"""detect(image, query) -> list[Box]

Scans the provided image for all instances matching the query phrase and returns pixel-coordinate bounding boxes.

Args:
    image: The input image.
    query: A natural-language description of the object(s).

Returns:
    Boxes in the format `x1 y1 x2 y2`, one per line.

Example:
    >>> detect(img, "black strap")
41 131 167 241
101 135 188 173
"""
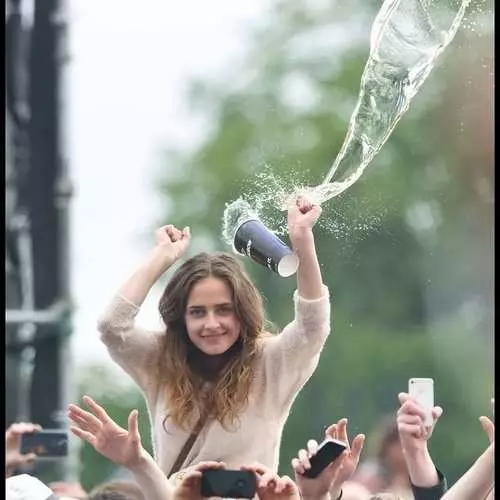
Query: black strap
168 412 208 477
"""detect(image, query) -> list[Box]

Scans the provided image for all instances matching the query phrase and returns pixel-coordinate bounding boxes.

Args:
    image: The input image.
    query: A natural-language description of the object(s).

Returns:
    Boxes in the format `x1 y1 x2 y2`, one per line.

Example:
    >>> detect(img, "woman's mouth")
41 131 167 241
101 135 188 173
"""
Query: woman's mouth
202 332 226 338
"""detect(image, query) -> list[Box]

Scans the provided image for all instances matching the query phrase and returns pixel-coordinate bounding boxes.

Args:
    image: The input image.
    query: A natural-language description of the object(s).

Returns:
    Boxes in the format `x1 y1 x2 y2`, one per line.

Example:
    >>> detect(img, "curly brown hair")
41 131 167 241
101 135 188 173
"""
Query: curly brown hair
158 252 268 430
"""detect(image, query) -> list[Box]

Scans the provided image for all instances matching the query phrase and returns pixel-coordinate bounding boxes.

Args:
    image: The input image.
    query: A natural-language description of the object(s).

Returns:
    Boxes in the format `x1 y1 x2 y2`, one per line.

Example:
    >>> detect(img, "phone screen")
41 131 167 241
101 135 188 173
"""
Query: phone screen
20 430 68 457
303 439 347 478
201 470 256 499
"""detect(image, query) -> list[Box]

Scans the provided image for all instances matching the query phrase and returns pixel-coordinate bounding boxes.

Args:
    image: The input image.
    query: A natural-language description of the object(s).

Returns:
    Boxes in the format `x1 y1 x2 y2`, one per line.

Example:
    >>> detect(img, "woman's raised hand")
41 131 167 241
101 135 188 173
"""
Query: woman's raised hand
154 225 191 265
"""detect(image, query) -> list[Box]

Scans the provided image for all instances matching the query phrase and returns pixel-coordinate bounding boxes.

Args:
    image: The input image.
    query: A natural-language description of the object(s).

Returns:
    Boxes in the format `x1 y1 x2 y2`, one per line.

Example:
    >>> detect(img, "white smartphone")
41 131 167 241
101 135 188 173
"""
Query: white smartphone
409 378 434 427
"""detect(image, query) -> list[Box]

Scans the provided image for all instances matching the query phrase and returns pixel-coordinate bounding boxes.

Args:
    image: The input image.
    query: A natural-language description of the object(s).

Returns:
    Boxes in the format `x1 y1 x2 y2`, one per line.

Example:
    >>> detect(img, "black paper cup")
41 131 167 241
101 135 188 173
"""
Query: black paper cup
233 219 299 277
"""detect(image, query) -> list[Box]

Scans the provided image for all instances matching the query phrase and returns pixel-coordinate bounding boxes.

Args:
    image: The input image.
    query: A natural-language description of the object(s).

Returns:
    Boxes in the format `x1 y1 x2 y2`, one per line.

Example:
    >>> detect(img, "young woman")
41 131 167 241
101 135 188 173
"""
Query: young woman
88 197 331 478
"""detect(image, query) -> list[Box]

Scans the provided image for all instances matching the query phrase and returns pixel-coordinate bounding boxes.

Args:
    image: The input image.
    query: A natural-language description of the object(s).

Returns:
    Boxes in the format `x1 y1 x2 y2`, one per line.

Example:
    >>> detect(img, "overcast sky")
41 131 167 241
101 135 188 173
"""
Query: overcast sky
68 0 266 368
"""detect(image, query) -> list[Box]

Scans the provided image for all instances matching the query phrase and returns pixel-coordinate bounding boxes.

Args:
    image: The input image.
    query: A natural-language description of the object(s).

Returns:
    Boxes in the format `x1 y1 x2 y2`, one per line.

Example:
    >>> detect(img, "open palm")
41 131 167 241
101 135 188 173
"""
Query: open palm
326 418 365 485
67 395 146 469
292 418 365 499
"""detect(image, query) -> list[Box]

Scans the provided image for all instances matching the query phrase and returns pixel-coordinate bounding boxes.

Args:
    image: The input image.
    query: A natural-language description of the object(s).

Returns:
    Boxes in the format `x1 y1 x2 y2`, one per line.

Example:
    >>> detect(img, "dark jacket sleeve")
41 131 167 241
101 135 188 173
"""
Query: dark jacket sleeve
411 468 447 500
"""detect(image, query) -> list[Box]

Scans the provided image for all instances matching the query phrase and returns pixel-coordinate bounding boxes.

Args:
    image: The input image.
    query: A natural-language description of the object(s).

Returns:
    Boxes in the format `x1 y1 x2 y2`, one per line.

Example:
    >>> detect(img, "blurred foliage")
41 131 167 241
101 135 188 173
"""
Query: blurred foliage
77 0 493 491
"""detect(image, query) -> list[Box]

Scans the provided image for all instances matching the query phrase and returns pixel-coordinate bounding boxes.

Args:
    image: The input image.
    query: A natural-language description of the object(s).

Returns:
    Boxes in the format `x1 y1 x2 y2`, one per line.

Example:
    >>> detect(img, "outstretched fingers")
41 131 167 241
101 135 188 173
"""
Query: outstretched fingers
70 425 97 447
67 405 101 435
82 396 115 426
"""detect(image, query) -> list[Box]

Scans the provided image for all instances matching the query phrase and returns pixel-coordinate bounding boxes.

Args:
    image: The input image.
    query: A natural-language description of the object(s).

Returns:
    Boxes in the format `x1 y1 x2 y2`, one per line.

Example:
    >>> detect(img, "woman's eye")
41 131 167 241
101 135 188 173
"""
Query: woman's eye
189 309 204 317
218 306 233 315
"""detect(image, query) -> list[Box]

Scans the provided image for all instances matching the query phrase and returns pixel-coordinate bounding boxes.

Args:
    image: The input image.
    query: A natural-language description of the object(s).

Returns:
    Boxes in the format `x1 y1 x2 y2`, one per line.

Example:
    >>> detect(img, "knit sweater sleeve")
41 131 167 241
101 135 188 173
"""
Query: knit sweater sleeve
261 284 331 408
97 295 164 399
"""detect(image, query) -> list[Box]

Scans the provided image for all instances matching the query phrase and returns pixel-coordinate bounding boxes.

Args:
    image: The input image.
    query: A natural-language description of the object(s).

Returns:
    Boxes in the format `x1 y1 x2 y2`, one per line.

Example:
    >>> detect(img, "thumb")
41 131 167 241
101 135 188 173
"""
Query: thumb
479 416 495 444
128 410 141 442
351 434 366 460
432 406 443 421
398 392 410 404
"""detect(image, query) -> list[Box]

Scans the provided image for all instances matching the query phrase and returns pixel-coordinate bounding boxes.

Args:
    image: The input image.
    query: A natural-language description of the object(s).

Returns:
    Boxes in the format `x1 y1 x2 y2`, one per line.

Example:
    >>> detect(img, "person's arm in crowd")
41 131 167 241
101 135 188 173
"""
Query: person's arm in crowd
241 462 302 500
397 392 447 500
96 225 190 393
291 417 365 500
67 395 174 500
259 197 331 413
114 225 190 307
5 422 41 477
440 444 493 500
288 196 324 301
440 399 494 500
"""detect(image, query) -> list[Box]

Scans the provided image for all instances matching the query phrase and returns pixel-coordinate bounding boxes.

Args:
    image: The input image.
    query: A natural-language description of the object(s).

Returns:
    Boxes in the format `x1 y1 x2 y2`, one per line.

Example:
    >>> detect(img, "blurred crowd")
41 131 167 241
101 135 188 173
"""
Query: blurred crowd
5 393 494 500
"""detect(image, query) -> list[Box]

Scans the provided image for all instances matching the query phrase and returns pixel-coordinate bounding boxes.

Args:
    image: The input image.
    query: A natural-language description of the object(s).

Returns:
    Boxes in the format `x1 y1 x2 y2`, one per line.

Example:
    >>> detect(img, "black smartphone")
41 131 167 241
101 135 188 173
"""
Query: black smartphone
20 429 69 458
201 469 257 499
302 438 347 478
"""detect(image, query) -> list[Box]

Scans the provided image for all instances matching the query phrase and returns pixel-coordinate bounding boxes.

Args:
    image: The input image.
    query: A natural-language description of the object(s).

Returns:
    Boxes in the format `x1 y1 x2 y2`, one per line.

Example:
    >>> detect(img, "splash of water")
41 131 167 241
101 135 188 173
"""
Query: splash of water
222 198 259 246
223 0 472 241
309 0 472 204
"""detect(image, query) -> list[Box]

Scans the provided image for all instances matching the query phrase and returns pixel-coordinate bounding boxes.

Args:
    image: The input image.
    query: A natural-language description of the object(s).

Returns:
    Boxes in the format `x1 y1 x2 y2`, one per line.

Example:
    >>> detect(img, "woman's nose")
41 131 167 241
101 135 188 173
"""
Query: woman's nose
204 312 220 329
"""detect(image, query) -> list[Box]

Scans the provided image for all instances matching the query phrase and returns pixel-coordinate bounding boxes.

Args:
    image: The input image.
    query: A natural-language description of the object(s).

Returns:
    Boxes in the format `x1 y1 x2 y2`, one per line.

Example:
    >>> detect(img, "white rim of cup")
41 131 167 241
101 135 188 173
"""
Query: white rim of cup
233 218 299 277
277 252 299 277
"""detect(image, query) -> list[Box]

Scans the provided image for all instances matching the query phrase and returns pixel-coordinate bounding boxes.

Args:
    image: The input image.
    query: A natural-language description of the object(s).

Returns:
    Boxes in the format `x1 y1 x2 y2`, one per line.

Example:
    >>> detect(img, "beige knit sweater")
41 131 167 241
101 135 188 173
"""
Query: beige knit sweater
98 285 331 476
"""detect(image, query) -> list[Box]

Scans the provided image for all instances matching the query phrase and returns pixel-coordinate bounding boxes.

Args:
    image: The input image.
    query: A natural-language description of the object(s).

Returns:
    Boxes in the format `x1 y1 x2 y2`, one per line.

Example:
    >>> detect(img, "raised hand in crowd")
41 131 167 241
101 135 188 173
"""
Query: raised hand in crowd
5 422 41 477
68 396 174 500
68 395 146 469
118 224 191 307
242 462 301 500
397 391 447 498
291 418 365 500
440 398 494 500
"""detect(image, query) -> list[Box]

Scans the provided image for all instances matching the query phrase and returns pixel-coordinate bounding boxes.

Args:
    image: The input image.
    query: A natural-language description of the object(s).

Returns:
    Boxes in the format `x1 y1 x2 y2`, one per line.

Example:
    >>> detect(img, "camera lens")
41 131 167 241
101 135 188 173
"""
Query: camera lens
236 479 246 490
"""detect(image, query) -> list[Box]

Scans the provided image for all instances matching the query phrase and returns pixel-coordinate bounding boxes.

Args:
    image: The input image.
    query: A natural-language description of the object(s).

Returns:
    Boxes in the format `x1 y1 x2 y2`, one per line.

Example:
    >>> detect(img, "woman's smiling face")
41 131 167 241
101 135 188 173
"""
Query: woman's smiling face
184 276 241 356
